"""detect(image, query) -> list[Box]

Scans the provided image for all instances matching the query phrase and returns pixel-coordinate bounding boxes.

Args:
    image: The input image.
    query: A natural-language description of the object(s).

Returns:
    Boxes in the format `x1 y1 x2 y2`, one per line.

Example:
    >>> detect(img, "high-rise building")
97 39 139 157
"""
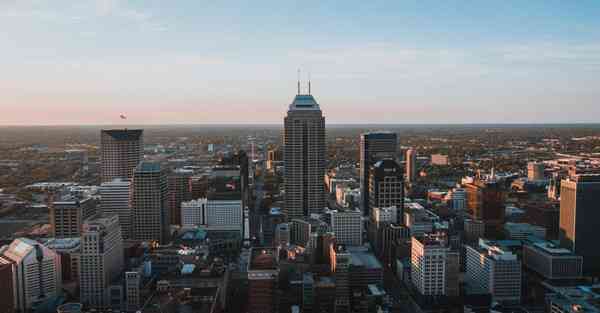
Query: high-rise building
559 174 600 275
466 239 521 304
359 132 397 215
79 215 124 308
527 161 545 182
100 129 143 183
247 248 279 313
0 258 16 313
411 234 450 296
50 196 97 238
0 238 62 312
218 151 250 208
465 180 505 237
167 169 193 225
332 246 351 313
283 87 326 219
132 162 169 243
406 148 417 184
327 209 362 246
99 179 132 239
368 159 404 222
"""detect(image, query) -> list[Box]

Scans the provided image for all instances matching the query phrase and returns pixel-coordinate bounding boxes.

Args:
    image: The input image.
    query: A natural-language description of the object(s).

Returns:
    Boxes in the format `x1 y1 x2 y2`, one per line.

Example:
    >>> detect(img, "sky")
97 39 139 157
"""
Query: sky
1 0 600 125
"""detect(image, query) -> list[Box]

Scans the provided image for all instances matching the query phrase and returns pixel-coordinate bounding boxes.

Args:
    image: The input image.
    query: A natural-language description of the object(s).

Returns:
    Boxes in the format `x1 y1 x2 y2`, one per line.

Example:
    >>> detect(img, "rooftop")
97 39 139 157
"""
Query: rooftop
289 94 320 111
102 129 143 141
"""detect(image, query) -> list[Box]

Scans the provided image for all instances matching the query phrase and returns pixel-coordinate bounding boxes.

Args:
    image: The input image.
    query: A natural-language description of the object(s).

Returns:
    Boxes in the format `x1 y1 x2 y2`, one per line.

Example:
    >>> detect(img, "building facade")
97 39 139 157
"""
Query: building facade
283 91 326 219
559 174 600 276
0 238 62 312
100 129 143 183
50 197 97 238
359 132 397 216
79 215 124 308
368 159 404 223
99 179 132 239
132 162 170 243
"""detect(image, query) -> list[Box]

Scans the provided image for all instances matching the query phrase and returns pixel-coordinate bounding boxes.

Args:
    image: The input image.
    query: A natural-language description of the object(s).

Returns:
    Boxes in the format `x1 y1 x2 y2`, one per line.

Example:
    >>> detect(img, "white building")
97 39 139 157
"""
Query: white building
328 209 362 246
371 206 398 226
181 198 207 226
0 238 62 312
100 179 132 239
206 199 243 234
80 215 124 308
411 234 449 296
466 239 521 304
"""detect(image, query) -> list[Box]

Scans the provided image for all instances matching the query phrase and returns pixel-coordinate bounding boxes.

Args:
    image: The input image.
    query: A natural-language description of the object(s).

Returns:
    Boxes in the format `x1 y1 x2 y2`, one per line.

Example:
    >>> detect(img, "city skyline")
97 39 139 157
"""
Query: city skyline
2 1 600 125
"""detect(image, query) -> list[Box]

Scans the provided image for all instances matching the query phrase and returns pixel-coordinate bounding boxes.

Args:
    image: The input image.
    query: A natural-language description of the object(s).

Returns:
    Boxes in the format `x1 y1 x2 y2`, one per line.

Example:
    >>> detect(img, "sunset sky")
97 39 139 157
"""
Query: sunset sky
2 0 600 125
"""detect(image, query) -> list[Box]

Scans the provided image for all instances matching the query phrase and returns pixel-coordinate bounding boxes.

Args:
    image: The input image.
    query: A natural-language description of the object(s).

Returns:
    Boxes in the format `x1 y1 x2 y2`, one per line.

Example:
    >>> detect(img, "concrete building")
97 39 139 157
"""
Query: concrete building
283 89 326 219
411 234 450 296
0 238 62 312
466 239 521 304
180 198 207 226
168 169 193 225
406 148 417 184
132 161 170 243
100 129 143 183
44 238 81 283
504 222 546 240
359 132 397 215
523 240 582 280
559 174 600 276
327 209 362 246
99 179 132 239
79 215 124 308
206 199 243 235
247 248 279 313
528 161 545 182
274 223 290 247
50 196 97 238
368 159 404 223
332 246 351 313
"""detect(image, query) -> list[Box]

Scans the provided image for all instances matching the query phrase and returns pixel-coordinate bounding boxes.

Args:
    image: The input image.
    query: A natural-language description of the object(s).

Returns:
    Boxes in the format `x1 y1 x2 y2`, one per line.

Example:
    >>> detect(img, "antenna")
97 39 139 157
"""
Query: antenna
308 71 311 95
297 69 301 95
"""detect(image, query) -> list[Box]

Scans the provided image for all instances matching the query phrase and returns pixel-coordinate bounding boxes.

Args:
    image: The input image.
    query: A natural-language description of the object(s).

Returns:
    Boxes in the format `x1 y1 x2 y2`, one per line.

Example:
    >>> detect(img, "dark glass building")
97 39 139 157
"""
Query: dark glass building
368 159 404 223
359 132 397 216
559 174 600 275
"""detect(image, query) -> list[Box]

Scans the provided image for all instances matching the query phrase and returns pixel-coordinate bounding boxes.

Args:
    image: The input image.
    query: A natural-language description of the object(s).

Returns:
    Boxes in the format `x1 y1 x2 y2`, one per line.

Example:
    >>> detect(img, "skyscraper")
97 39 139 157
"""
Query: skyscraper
559 174 600 275
0 238 62 312
464 179 505 238
167 169 193 225
99 179 132 239
406 148 417 184
100 129 143 183
132 162 169 243
79 215 124 308
283 84 326 219
50 196 97 238
359 132 397 215
368 159 404 223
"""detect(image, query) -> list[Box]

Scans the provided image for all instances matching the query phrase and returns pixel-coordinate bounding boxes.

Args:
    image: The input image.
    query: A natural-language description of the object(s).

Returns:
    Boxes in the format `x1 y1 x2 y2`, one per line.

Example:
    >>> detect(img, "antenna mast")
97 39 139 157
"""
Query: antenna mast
297 69 301 95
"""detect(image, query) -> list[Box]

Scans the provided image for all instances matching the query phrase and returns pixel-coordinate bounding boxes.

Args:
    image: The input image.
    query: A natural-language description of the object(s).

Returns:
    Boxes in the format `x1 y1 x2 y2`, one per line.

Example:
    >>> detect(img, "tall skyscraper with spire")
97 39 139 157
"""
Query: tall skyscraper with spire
283 79 326 219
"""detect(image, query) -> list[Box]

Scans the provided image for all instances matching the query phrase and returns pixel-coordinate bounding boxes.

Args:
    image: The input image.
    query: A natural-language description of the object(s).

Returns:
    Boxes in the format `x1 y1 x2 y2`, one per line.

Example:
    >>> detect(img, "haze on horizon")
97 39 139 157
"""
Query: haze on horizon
2 1 600 126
